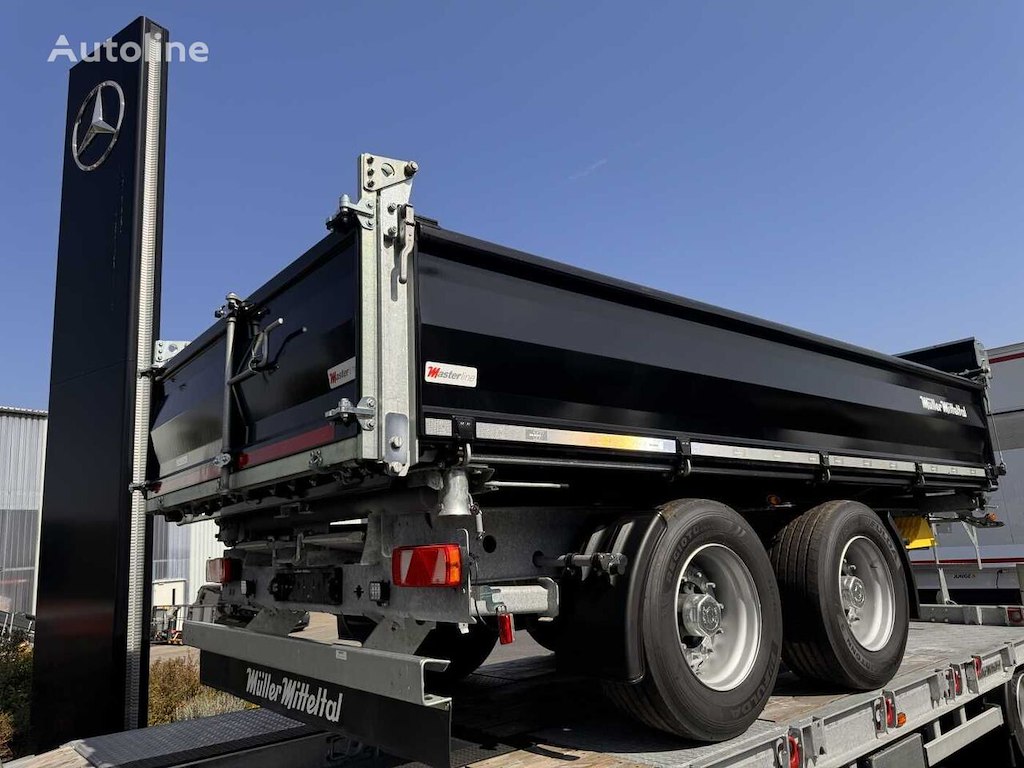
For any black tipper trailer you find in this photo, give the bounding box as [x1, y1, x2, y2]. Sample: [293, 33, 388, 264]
[145, 154, 1002, 766]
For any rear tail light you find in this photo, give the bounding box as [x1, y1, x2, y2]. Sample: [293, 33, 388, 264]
[206, 557, 241, 584]
[391, 544, 462, 587]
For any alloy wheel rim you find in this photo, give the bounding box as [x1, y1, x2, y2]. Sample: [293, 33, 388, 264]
[838, 535, 895, 651]
[675, 543, 762, 691]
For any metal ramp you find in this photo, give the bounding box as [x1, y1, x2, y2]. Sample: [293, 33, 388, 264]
[11, 622, 1024, 768]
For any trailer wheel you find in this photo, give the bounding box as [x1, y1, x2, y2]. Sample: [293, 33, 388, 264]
[1002, 668, 1024, 757]
[770, 500, 908, 690]
[526, 618, 563, 654]
[419, 622, 499, 682]
[605, 499, 782, 741]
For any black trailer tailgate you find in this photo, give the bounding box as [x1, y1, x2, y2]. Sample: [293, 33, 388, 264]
[149, 231, 359, 496]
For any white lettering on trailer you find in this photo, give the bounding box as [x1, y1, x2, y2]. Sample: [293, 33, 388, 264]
[424, 361, 478, 388]
[246, 666, 342, 722]
[920, 395, 968, 418]
[327, 357, 356, 389]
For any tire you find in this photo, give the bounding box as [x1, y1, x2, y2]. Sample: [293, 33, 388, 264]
[605, 499, 783, 742]
[770, 500, 909, 690]
[1001, 669, 1024, 758]
[338, 616, 498, 682]
[526, 619, 563, 653]
[418, 622, 499, 681]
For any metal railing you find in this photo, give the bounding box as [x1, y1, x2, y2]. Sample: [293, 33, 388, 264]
[0, 609, 35, 642]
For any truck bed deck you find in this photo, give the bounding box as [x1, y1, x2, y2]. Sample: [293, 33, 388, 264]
[22, 622, 1024, 768]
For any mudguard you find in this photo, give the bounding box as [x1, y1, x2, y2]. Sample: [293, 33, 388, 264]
[881, 510, 922, 620]
[556, 510, 667, 682]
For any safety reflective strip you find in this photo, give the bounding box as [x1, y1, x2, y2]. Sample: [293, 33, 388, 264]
[689, 441, 819, 465]
[829, 454, 917, 474]
[474, 421, 676, 454]
[428, 418, 989, 479]
[919, 463, 987, 478]
[424, 417, 453, 437]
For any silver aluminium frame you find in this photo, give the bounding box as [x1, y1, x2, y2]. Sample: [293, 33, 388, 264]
[335, 154, 420, 477]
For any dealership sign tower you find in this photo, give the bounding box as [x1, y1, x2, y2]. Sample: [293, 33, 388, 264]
[31, 17, 168, 748]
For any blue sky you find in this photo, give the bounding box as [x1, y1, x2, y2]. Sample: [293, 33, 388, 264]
[1, 1, 1022, 410]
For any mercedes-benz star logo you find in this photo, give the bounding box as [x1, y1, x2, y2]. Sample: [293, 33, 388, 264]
[71, 80, 126, 172]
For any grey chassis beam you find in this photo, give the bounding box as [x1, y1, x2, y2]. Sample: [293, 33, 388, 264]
[184, 621, 449, 706]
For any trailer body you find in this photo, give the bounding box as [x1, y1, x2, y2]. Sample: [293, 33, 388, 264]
[143, 155, 1001, 766]
[149, 228, 995, 510]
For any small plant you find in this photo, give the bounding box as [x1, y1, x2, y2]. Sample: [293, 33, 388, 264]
[148, 656, 202, 726]
[149, 654, 254, 726]
[0, 710, 15, 761]
[0, 632, 32, 759]
[173, 688, 255, 722]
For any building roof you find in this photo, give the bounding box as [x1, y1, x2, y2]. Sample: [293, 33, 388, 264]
[0, 406, 48, 418]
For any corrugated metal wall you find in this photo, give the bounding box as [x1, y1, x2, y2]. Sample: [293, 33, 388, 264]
[0, 407, 224, 614]
[187, 519, 223, 604]
[152, 517, 190, 584]
[0, 408, 47, 615]
[153, 517, 220, 604]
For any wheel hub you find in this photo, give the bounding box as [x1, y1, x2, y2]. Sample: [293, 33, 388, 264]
[680, 592, 723, 638]
[838, 536, 896, 651]
[841, 574, 866, 611]
[675, 544, 762, 692]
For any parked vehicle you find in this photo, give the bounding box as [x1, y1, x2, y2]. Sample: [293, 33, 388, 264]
[146, 154, 999, 763]
[911, 341, 1024, 603]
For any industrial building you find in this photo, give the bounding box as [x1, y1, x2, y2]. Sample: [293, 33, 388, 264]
[0, 406, 219, 617]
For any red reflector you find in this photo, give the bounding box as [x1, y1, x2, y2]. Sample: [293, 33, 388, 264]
[787, 735, 801, 768]
[392, 544, 462, 587]
[206, 557, 240, 584]
[885, 697, 896, 728]
[973, 656, 983, 677]
[497, 611, 515, 645]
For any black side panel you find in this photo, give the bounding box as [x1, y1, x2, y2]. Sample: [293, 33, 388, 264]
[416, 229, 993, 467]
[149, 233, 358, 485]
[33, 17, 166, 747]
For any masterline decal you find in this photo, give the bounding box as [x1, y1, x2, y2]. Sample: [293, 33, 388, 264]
[327, 357, 356, 390]
[245, 666, 343, 722]
[424, 361, 478, 388]
[919, 395, 968, 419]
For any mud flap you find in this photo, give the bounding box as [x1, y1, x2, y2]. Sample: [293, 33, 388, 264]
[557, 510, 667, 682]
[201, 651, 452, 767]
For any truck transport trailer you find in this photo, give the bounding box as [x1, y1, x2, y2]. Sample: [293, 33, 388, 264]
[148, 155, 1000, 765]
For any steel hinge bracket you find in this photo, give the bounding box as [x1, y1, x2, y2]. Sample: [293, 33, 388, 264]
[154, 339, 191, 366]
[329, 194, 375, 231]
[325, 396, 377, 431]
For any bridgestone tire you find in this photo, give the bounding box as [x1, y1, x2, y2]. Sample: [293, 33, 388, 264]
[605, 499, 783, 742]
[770, 500, 909, 690]
[419, 622, 499, 682]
